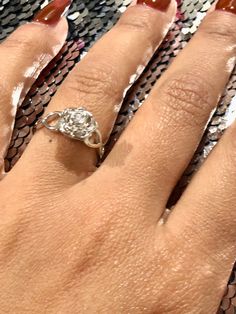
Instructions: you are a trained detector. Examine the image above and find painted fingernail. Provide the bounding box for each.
[33,0,71,25]
[136,0,171,11]
[216,0,236,14]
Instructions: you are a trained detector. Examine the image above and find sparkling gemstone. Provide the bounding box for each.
[58,108,97,140]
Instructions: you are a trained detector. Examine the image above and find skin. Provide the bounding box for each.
[0,0,236,312]
[0,20,68,176]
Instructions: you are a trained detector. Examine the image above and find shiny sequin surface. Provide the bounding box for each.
[1,0,236,312]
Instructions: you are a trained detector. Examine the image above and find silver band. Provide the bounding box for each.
[36,107,104,158]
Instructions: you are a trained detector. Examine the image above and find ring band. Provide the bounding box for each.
[36,107,104,158]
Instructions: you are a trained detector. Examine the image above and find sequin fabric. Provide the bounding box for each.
[0,0,236,312]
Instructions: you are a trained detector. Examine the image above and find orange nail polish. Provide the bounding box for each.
[216,0,236,14]
[137,0,171,11]
[33,0,71,25]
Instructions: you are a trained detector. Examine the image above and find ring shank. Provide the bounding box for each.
[84,130,104,158]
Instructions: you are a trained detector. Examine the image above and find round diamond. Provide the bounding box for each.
[58,108,97,140]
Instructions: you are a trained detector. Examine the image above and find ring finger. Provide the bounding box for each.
[15,0,176,187]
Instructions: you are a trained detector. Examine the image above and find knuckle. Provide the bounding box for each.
[117,6,154,36]
[3,26,36,51]
[200,13,236,43]
[65,62,121,100]
[159,73,213,126]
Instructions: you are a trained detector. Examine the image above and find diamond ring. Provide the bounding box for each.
[36,107,104,158]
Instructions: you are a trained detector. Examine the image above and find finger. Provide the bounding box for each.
[106,0,236,211]
[0,0,69,176]
[17,0,176,187]
[165,122,236,311]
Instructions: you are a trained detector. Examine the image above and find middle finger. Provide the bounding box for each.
[105,0,236,213]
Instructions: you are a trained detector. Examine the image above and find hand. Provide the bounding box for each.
[0,0,236,312]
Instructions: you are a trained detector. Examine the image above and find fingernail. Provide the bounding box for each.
[216,0,236,14]
[136,0,171,11]
[33,0,72,25]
